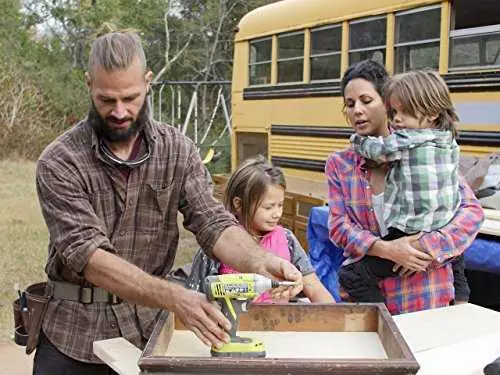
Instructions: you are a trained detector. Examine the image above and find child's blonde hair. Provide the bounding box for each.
[384,70,459,137]
[224,156,286,233]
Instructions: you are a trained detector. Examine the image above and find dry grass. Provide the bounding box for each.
[0,160,46,340]
[0,160,197,340]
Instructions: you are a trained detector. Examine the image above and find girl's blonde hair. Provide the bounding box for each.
[384,70,459,137]
[223,156,286,233]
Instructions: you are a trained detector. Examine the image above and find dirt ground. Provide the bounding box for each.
[0,341,33,375]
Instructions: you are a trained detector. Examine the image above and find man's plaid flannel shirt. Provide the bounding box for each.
[350,129,460,233]
[325,148,484,314]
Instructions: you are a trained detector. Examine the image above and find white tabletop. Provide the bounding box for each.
[94,303,500,375]
[393,303,500,375]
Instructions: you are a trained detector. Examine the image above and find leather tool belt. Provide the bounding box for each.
[13,282,50,354]
[49,280,122,304]
[13,280,122,354]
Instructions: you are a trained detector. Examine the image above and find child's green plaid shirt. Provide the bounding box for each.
[351,128,460,234]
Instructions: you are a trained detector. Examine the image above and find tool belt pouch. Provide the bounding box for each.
[13,282,51,354]
[12,298,28,346]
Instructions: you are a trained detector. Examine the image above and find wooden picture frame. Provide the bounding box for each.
[139,303,419,374]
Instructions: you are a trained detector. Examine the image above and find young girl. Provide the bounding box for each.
[340,69,468,303]
[187,156,334,303]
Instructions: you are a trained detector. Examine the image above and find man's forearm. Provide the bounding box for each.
[212,225,272,274]
[85,249,234,348]
[83,248,182,310]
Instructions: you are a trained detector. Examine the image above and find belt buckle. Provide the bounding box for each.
[108,293,121,305]
[79,286,94,304]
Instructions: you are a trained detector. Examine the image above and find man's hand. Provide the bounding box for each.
[255,255,303,300]
[167,283,231,348]
[384,233,434,273]
[211,226,304,299]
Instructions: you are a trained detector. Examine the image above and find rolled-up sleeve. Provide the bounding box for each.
[326,154,379,260]
[36,160,113,273]
[179,142,238,257]
[419,175,484,266]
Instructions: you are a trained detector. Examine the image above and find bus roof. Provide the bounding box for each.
[235,0,439,41]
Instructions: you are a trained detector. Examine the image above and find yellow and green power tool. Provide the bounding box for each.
[204,273,297,358]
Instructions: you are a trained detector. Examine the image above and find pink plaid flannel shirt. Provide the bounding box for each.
[325,148,484,314]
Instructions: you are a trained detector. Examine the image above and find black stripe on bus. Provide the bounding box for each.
[271,125,351,138]
[457,131,500,146]
[271,125,500,146]
[271,157,326,172]
[244,82,342,100]
[443,71,500,92]
[243,72,500,99]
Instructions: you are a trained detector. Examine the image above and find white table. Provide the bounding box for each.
[94,303,500,375]
[394,303,500,374]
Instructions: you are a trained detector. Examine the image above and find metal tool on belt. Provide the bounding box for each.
[204,273,297,358]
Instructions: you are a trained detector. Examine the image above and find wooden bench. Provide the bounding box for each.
[212,174,326,250]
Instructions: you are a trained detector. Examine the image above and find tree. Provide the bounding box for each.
[172,0,277,81]
[0,0,87,158]
[1,0,278,159]
[156,0,278,131]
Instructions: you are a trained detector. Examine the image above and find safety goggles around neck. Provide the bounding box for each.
[98,138,151,168]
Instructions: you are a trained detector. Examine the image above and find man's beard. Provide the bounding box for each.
[88,99,150,142]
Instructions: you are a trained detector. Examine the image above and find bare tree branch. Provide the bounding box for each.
[153,1,193,83]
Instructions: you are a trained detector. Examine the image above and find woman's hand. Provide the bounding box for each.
[376,233,434,272]
[392,265,416,277]
[392,234,430,276]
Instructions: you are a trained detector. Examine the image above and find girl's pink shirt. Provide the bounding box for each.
[219,225,290,303]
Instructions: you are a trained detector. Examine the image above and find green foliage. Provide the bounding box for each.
[0,0,87,158]
[0,0,278,159]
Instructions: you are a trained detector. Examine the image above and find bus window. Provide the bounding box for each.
[349,16,386,66]
[249,38,272,86]
[449,0,500,70]
[277,31,304,83]
[394,6,441,73]
[236,132,268,165]
[310,24,342,81]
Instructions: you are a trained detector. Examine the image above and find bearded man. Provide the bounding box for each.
[34,29,302,374]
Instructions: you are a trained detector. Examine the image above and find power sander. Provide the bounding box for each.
[204,273,297,357]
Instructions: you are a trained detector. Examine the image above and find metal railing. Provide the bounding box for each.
[150,80,232,147]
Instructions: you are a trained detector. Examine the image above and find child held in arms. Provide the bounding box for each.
[340,69,469,304]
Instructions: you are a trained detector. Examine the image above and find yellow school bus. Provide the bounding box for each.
[231,0,500,185]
